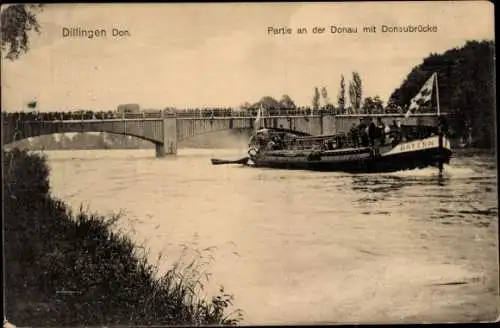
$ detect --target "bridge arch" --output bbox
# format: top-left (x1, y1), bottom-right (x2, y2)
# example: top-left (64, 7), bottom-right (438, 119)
top-left (2, 119), bottom-right (166, 148)
top-left (176, 116), bottom-right (317, 141)
top-left (4, 130), bottom-right (162, 147)
top-left (176, 125), bottom-right (313, 143)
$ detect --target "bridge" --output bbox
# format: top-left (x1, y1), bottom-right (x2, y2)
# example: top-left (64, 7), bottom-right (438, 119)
top-left (1, 112), bottom-right (443, 157)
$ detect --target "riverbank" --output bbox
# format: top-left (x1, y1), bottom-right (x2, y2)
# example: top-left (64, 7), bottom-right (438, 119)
top-left (2, 148), bottom-right (242, 326)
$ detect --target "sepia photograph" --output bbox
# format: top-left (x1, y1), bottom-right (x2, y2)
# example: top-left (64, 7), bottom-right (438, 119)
top-left (1, 1), bottom-right (498, 326)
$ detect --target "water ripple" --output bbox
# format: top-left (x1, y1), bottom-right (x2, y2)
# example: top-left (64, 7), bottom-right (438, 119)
top-left (44, 148), bottom-right (498, 324)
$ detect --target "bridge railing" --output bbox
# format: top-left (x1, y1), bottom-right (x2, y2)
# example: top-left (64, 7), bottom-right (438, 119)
top-left (1, 108), bottom-right (447, 122)
top-left (169, 108), bottom-right (337, 117)
top-left (0, 111), bottom-right (177, 122)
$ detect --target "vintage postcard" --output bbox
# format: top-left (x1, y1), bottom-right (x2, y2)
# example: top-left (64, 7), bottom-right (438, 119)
top-left (1, 1), bottom-right (497, 326)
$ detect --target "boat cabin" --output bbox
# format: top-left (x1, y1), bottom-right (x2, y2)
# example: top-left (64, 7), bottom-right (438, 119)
top-left (248, 116), bottom-right (447, 153)
top-left (288, 133), bottom-right (349, 151)
top-left (249, 128), bottom-right (350, 152)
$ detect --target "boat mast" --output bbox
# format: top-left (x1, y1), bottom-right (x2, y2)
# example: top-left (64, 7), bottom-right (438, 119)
top-left (261, 104), bottom-right (266, 129)
top-left (434, 72), bottom-right (444, 176)
top-left (434, 72), bottom-right (440, 116)
top-left (264, 105), bottom-right (267, 128)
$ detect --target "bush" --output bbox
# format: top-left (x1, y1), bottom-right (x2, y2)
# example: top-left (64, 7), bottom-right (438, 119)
top-left (3, 149), bottom-right (243, 326)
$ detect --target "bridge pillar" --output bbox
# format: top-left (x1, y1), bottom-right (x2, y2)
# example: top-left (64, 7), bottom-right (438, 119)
top-left (156, 117), bottom-right (177, 157)
top-left (322, 114), bottom-right (336, 135)
top-left (155, 143), bottom-right (166, 157)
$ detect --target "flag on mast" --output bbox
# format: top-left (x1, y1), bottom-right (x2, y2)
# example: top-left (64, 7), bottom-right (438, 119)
top-left (254, 104), bottom-right (264, 130)
top-left (405, 72), bottom-right (436, 119)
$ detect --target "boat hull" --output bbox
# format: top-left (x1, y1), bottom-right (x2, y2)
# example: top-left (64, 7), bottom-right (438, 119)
top-left (249, 136), bottom-right (452, 173)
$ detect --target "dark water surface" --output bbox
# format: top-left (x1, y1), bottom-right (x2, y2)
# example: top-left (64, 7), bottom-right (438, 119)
top-left (44, 148), bottom-right (498, 324)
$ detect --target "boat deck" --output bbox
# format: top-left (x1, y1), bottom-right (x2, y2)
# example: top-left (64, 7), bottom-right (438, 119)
top-left (262, 146), bottom-right (372, 157)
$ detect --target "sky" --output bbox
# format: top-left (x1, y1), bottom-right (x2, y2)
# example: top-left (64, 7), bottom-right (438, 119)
top-left (1, 2), bottom-right (495, 112)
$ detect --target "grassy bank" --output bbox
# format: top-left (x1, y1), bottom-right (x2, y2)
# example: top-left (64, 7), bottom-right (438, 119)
top-left (2, 148), bottom-right (242, 326)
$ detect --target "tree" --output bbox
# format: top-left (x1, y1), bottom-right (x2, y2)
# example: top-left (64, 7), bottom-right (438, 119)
top-left (1, 4), bottom-right (44, 60)
top-left (348, 82), bottom-right (355, 113)
top-left (240, 101), bottom-right (252, 110)
top-left (361, 97), bottom-right (374, 114)
top-left (278, 94), bottom-right (296, 110)
top-left (385, 98), bottom-right (402, 114)
top-left (320, 87), bottom-right (329, 108)
top-left (348, 72), bottom-right (362, 113)
top-left (253, 96), bottom-right (281, 112)
top-left (372, 95), bottom-right (384, 114)
top-left (389, 40), bottom-right (495, 148)
top-left (337, 75), bottom-right (346, 114)
top-left (312, 87), bottom-right (320, 110)
top-left (361, 96), bottom-right (384, 114)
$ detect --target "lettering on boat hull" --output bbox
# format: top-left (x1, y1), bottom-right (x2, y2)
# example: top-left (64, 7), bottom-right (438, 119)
top-left (382, 136), bottom-right (451, 157)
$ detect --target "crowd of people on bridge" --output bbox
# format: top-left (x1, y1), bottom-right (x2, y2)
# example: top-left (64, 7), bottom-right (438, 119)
top-left (1, 107), bottom-right (340, 122)
top-left (1, 110), bottom-right (173, 122)
top-left (1, 106), bottom-right (415, 125)
top-left (2, 110), bottom-right (120, 122)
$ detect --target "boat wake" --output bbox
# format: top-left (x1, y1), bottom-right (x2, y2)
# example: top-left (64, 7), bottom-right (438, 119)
top-left (374, 164), bottom-right (477, 179)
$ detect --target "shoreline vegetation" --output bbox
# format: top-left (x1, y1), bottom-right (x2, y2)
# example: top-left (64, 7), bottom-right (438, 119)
top-left (3, 148), bottom-right (243, 326)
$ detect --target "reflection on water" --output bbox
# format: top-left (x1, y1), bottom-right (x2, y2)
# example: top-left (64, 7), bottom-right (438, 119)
top-left (350, 159), bottom-right (497, 228)
top-left (43, 148), bottom-right (498, 324)
top-left (351, 176), bottom-right (407, 202)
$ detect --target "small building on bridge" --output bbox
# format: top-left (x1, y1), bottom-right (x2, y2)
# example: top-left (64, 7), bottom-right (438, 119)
top-left (117, 103), bottom-right (140, 113)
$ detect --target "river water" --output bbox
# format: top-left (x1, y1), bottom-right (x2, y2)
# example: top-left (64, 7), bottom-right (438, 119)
top-left (43, 148), bottom-right (498, 324)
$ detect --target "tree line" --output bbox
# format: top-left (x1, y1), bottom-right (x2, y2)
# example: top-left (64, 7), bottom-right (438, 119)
top-left (389, 40), bottom-right (495, 148)
top-left (241, 72), bottom-right (386, 115)
top-left (244, 39), bottom-right (495, 149)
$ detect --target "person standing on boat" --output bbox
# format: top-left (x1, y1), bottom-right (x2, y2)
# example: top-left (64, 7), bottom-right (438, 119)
top-left (349, 123), bottom-right (359, 147)
top-left (327, 138), bottom-right (334, 150)
top-left (390, 120), bottom-right (397, 132)
top-left (389, 120), bottom-right (402, 147)
top-left (368, 117), bottom-right (377, 147)
top-left (358, 118), bottom-right (369, 147)
top-left (274, 135), bottom-right (284, 150)
top-left (437, 116), bottom-right (449, 135)
top-left (376, 117), bottom-right (387, 146)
